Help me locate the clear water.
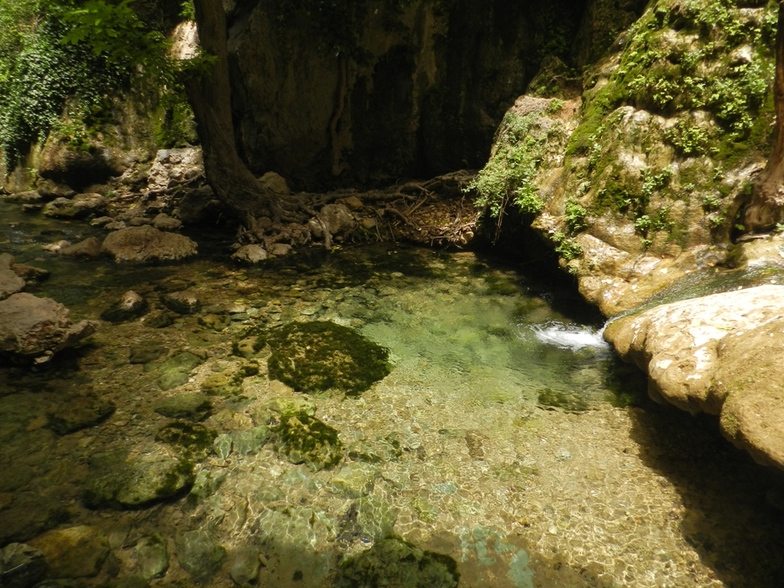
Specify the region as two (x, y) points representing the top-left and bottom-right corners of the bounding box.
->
(1, 201), (783, 587)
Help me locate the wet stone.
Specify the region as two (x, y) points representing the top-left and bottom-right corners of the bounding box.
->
(330, 462), (377, 498)
(334, 535), (459, 588)
(160, 291), (200, 315)
(84, 451), (194, 509)
(200, 369), (243, 397)
(133, 534), (168, 580)
(153, 392), (212, 421)
(47, 395), (115, 435)
(537, 386), (589, 413)
(0, 463), (35, 492)
(198, 313), (231, 331)
(0, 543), (47, 588)
(175, 529), (226, 584)
(188, 469), (227, 503)
(266, 320), (390, 395)
(272, 410), (343, 471)
(155, 421), (217, 460)
(0, 493), (69, 545)
(156, 352), (205, 390)
(230, 545), (261, 586)
(356, 495), (397, 540)
(129, 344), (167, 364)
(141, 311), (173, 328)
(231, 426), (270, 455)
(213, 434), (233, 461)
(100, 290), (148, 323)
(29, 525), (110, 579)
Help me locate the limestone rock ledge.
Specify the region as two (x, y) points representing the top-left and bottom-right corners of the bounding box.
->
(604, 285), (784, 470)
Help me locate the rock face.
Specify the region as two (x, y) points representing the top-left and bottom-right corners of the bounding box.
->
(227, 0), (618, 188)
(604, 285), (784, 470)
(472, 0), (776, 316)
(0, 293), (98, 362)
(102, 225), (198, 263)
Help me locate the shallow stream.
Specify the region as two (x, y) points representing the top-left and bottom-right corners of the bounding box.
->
(1, 202), (784, 587)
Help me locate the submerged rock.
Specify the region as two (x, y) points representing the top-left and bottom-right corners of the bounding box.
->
(0, 293), (98, 363)
(0, 493), (69, 546)
(605, 285), (784, 471)
(101, 290), (148, 323)
(153, 391), (211, 421)
(334, 535), (460, 588)
(133, 534), (169, 580)
(29, 526), (110, 579)
(272, 410), (343, 471)
(266, 320), (390, 395)
(155, 351), (205, 391)
(102, 225), (197, 263)
(48, 395), (115, 435)
(155, 421), (217, 460)
(84, 451), (194, 509)
(175, 529), (226, 584)
(0, 542), (47, 588)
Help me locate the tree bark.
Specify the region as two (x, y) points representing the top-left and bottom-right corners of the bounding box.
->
(186, 0), (278, 230)
(745, 1), (784, 232)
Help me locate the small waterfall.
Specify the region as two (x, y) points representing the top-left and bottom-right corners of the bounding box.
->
(527, 320), (610, 353)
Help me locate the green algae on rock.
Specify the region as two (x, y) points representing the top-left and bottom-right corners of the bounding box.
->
(334, 535), (459, 588)
(155, 421), (218, 461)
(267, 320), (390, 395)
(272, 410), (343, 471)
(84, 451), (195, 509)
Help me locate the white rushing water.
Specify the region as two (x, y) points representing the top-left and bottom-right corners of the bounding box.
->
(527, 320), (611, 353)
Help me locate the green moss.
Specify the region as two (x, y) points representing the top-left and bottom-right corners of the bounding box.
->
(334, 535), (460, 588)
(155, 421), (217, 461)
(267, 321), (390, 396)
(272, 410), (343, 471)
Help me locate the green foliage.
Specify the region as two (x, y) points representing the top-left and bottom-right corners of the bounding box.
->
(664, 119), (715, 157)
(468, 111), (567, 227)
(564, 197), (587, 233)
(0, 7), (128, 167)
(552, 231), (582, 261)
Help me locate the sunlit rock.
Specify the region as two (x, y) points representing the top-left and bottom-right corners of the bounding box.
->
(102, 225), (197, 263)
(42, 193), (107, 219)
(0, 292), (98, 363)
(605, 284), (784, 471)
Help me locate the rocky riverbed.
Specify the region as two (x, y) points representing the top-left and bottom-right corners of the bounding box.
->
(1, 200), (784, 587)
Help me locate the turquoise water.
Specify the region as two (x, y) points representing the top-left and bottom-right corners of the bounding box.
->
(1, 201), (783, 587)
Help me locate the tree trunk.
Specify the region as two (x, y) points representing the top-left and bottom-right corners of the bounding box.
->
(186, 0), (278, 229)
(745, 1), (784, 232)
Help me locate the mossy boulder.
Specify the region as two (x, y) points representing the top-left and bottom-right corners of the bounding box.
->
(272, 410), (343, 471)
(267, 321), (390, 396)
(334, 535), (460, 588)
